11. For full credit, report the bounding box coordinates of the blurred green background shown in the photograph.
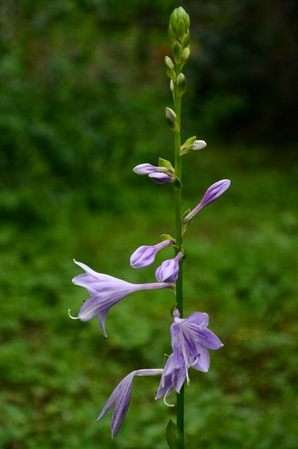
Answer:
[0,0,297,448]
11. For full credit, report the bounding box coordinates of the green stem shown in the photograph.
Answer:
[174,80,184,437]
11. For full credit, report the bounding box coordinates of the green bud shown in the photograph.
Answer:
[165,107,179,132]
[165,56,174,71]
[169,9,179,30]
[181,32,190,49]
[170,79,174,93]
[169,7,190,43]
[181,46,190,68]
[168,25,176,44]
[177,19,186,39]
[177,73,186,95]
[172,41,182,64]
[164,56,176,80]
[177,6,188,23]
[165,107,176,122]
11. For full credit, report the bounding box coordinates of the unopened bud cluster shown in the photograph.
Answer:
[168,7,191,69]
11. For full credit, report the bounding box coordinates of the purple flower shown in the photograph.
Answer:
[70,260,173,336]
[155,354,187,406]
[183,179,231,223]
[133,163,175,184]
[148,172,174,184]
[97,368,163,438]
[171,309,223,383]
[155,251,183,282]
[130,239,172,269]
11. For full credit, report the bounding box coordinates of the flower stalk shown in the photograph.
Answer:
[70,6,230,446]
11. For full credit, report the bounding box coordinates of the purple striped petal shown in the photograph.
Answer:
[183,179,231,223]
[148,172,174,184]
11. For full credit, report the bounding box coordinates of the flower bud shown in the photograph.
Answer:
[165,107,176,122]
[165,107,178,131]
[181,47,190,66]
[155,252,183,283]
[169,7,190,43]
[164,56,176,80]
[130,239,172,269]
[180,139,207,155]
[133,163,166,175]
[191,140,207,150]
[170,79,174,93]
[183,179,231,224]
[172,41,182,64]
[177,73,186,95]
[149,172,174,184]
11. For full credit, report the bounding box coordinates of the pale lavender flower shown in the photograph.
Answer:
[183,179,231,223]
[133,163,175,184]
[155,251,183,282]
[97,368,163,438]
[130,239,172,269]
[155,354,187,406]
[133,163,167,175]
[70,260,173,336]
[148,172,174,184]
[171,309,223,384]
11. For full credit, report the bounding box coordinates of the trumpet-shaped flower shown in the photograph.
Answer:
[183,179,231,224]
[70,260,173,336]
[171,309,223,384]
[133,163,175,184]
[155,251,183,282]
[97,369,163,438]
[130,239,172,269]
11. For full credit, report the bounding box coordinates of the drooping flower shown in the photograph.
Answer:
[97,369,163,438]
[133,163,175,184]
[170,309,223,383]
[130,239,172,269]
[155,251,183,282]
[155,353,187,406]
[183,179,231,224]
[70,260,174,336]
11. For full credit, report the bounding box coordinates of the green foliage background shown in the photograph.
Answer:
[0,1,297,448]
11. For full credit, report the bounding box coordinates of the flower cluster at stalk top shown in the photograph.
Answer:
[69,5,231,439]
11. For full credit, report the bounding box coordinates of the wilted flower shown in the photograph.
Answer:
[183,179,231,224]
[155,251,183,282]
[171,309,223,383]
[130,239,172,269]
[97,369,163,438]
[70,260,174,336]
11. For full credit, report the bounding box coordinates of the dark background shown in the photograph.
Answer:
[0,1,297,448]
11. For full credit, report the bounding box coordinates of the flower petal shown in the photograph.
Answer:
[192,347,210,372]
[196,328,223,350]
